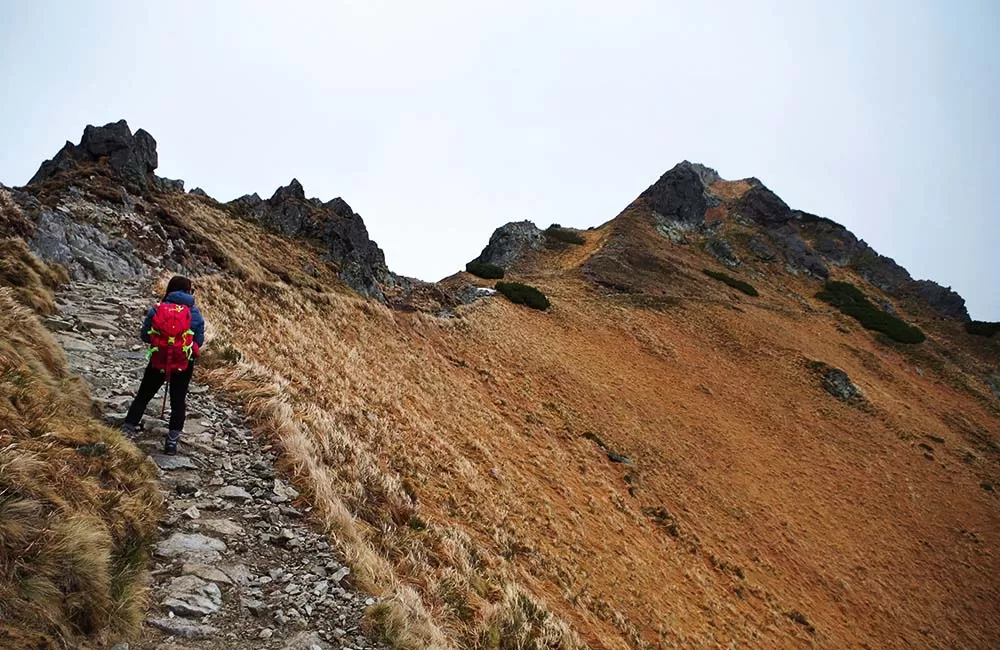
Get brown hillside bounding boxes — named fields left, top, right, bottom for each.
left=6, top=131, right=999, bottom=648
left=149, top=183, right=1000, bottom=648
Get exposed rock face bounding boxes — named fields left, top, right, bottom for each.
left=706, top=237, right=741, bottom=268
left=910, top=280, right=968, bottom=321
left=770, top=224, right=830, bottom=279
left=472, top=220, right=544, bottom=269
left=746, top=235, right=777, bottom=261
left=635, top=163, right=971, bottom=321
left=28, top=120, right=169, bottom=192
left=734, top=181, right=792, bottom=225
left=229, top=179, right=391, bottom=300
left=639, top=161, right=720, bottom=227
left=7, top=185, right=148, bottom=281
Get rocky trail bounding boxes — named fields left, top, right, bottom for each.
left=48, top=280, right=386, bottom=650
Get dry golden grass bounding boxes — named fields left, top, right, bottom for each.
left=170, top=193, right=999, bottom=649
left=0, top=238, right=69, bottom=315
left=0, top=278, right=161, bottom=648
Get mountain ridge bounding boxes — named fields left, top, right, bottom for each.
left=3, top=120, right=998, bottom=649
left=20, top=120, right=974, bottom=322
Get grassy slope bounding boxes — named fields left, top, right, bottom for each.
left=0, top=232, right=161, bottom=648
left=169, top=193, right=999, bottom=649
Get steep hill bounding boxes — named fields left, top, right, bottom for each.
left=3, top=122, right=998, bottom=649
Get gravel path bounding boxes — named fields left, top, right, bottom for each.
left=50, top=280, right=386, bottom=650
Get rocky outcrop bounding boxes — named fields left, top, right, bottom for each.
left=733, top=180, right=792, bottom=226
left=770, top=224, right=830, bottom=279
left=228, top=180, right=391, bottom=300
left=6, top=188, right=148, bottom=281
left=820, top=366, right=863, bottom=403
left=910, top=280, right=969, bottom=321
left=706, top=237, right=741, bottom=268
left=745, top=235, right=778, bottom=261
left=28, top=120, right=173, bottom=193
left=471, top=220, right=544, bottom=269
left=639, top=161, right=720, bottom=227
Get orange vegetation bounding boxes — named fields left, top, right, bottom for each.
left=166, top=192, right=998, bottom=649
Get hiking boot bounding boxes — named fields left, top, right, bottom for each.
left=164, top=430, right=181, bottom=455
left=121, top=421, right=138, bottom=438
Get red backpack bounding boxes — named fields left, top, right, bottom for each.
left=147, top=302, right=198, bottom=376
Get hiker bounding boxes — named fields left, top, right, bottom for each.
left=121, top=275, right=205, bottom=454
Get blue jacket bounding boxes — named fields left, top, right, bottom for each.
left=140, top=291, right=206, bottom=347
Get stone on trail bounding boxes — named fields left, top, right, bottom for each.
left=199, top=518, right=245, bottom=537
left=182, top=563, right=233, bottom=584
left=147, top=617, right=220, bottom=639
left=283, top=630, right=331, bottom=650
left=220, top=563, right=253, bottom=586
left=215, top=485, right=253, bottom=501
left=161, top=575, right=223, bottom=617
left=155, top=532, right=227, bottom=562
left=272, top=478, right=300, bottom=503
left=54, top=334, right=97, bottom=352
left=331, top=566, right=350, bottom=583
left=151, top=453, right=198, bottom=470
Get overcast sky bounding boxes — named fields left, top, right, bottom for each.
left=2, top=1, right=997, bottom=318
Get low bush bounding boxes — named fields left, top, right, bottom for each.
left=466, top=261, right=505, bottom=280
left=966, top=320, right=1000, bottom=338
left=702, top=269, right=759, bottom=297
left=495, top=281, right=550, bottom=310
left=816, top=281, right=925, bottom=344
left=544, top=225, right=585, bottom=246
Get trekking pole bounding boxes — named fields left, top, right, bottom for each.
left=161, top=377, right=169, bottom=418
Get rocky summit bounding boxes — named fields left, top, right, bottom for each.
left=1, top=121, right=998, bottom=650
left=227, top=179, right=391, bottom=300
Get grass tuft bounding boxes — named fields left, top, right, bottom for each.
left=0, top=285, right=161, bottom=649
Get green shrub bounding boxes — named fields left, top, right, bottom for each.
left=465, top=261, right=505, bottom=279
left=495, top=281, right=550, bottom=310
left=816, top=281, right=925, bottom=344
left=702, top=269, right=759, bottom=296
left=966, top=320, right=1000, bottom=338
left=544, top=225, right=585, bottom=245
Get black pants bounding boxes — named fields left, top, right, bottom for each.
left=124, top=361, right=194, bottom=432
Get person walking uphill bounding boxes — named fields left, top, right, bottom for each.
left=121, top=276, right=205, bottom=454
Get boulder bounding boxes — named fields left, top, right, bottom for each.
left=821, top=367, right=862, bottom=402
left=471, top=220, right=544, bottom=269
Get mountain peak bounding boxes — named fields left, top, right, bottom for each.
left=270, top=178, right=306, bottom=202
left=27, top=119, right=168, bottom=192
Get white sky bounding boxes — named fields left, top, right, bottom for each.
left=2, top=0, right=997, bottom=318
